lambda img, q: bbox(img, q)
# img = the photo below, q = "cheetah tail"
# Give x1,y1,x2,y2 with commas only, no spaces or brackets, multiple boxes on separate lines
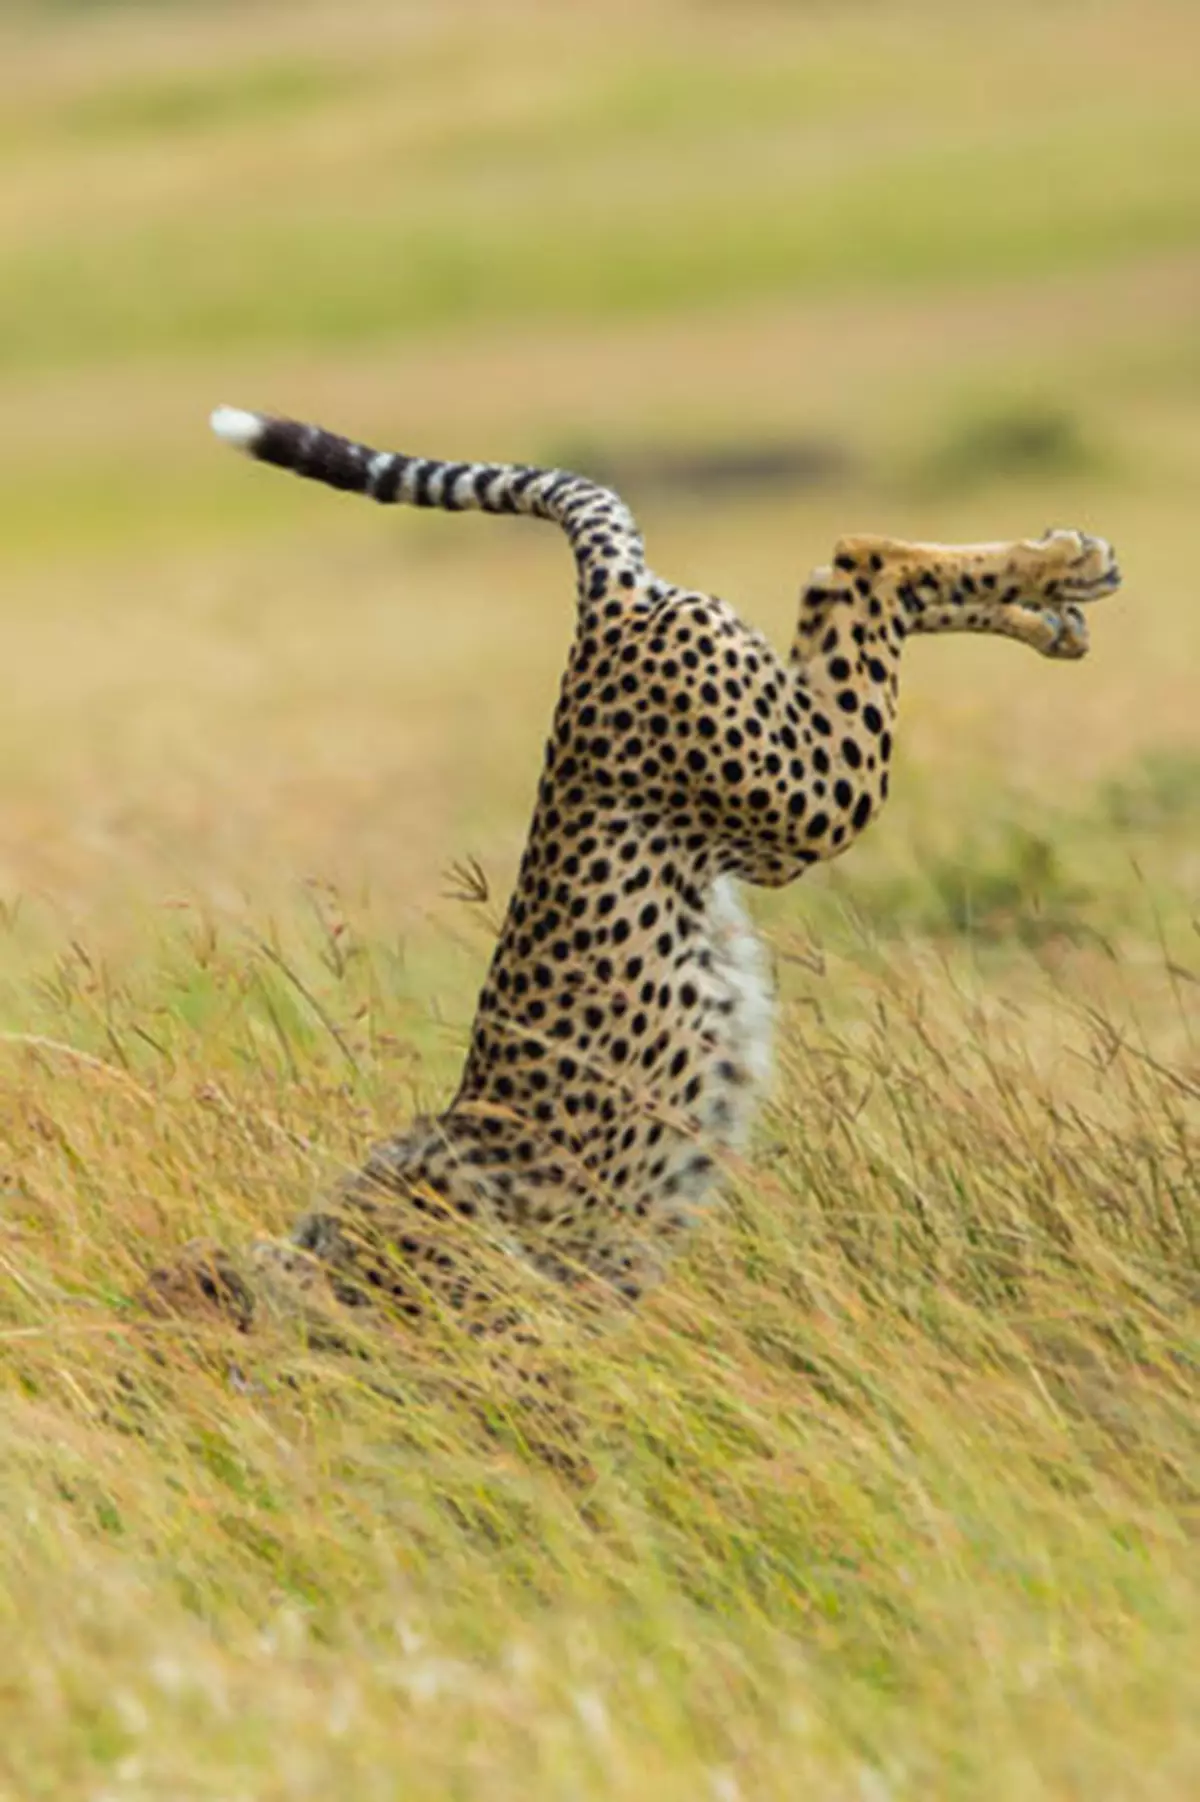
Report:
209,406,645,577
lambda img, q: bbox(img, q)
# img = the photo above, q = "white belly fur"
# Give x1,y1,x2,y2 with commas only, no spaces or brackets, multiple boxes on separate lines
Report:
698,874,776,1152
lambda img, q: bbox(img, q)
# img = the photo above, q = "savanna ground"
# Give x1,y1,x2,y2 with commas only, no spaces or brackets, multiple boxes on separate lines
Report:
0,1,1197,1796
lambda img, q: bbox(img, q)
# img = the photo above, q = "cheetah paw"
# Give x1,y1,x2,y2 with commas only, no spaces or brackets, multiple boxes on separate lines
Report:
1041,602,1090,660
1037,528,1122,604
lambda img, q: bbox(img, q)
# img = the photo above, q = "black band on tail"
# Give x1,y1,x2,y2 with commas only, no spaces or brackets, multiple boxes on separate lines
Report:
210,404,649,592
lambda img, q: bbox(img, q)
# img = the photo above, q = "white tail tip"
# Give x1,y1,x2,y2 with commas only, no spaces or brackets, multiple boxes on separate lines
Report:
210,405,265,452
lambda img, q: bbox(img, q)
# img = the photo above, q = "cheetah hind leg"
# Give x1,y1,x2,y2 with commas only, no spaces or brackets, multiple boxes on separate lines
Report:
830,527,1122,658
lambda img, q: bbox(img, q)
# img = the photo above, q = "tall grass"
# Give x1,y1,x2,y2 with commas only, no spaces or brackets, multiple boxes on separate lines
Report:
1,0,1197,1795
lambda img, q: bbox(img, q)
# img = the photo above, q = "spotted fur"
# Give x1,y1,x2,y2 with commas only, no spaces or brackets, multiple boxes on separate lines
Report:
150,409,1120,1339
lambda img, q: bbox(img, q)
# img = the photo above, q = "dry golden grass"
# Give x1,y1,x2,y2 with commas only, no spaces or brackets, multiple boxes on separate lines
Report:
1,2,1197,1796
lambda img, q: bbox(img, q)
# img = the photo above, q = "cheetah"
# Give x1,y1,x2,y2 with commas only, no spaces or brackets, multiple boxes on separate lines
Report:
146,405,1121,1345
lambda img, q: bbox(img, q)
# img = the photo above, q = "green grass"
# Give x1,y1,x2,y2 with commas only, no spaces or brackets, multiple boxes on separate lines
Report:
5,4,1200,373
49,56,370,142
2,904,1196,1799
1,0,1198,1795
4,101,1199,372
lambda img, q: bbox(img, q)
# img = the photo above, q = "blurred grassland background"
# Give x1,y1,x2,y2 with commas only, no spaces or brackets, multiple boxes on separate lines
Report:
0,1,1197,1798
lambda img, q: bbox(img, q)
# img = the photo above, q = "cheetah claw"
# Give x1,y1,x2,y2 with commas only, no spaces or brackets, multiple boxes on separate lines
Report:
1042,602,1089,660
